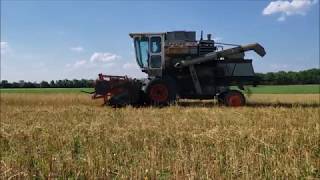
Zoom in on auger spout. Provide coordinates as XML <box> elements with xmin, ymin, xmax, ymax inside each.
<box><xmin>175</xmin><ymin>43</ymin><xmax>266</xmax><ymax>68</ymax></box>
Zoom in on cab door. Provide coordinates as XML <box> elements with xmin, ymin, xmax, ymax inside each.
<box><xmin>148</xmin><ymin>35</ymin><xmax>164</xmax><ymax>77</ymax></box>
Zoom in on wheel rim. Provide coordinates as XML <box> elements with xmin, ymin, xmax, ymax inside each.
<box><xmin>149</xmin><ymin>84</ymin><xmax>169</xmax><ymax>103</ymax></box>
<box><xmin>227</xmin><ymin>94</ymin><xmax>242</xmax><ymax>107</ymax></box>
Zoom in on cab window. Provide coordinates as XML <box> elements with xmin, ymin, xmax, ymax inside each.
<box><xmin>150</xmin><ymin>55</ymin><xmax>161</xmax><ymax>68</ymax></box>
<box><xmin>150</xmin><ymin>37</ymin><xmax>161</xmax><ymax>53</ymax></box>
<box><xmin>134</xmin><ymin>37</ymin><xmax>149</xmax><ymax>68</ymax></box>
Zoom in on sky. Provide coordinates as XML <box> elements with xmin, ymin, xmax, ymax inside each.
<box><xmin>1</xmin><ymin>0</ymin><xmax>319</xmax><ymax>82</ymax></box>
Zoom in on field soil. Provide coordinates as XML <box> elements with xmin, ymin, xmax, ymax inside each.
<box><xmin>1</xmin><ymin>93</ymin><xmax>319</xmax><ymax>179</ymax></box>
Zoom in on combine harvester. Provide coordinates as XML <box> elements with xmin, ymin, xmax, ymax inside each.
<box><xmin>91</xmin><ymin>31</ymin><xmax>266</xmax><ymax>107</ymax></box>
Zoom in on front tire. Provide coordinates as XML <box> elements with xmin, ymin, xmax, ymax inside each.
<box><xmin>146</xmin><ymin>78</ymin><xmax>176</xmax><ymax>106</ymax></box>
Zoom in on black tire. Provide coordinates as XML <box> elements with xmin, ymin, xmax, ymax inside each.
<box><xmin>224</xmin><ymin>90</ymin><xmax>246</xmax><ymax>107</ymax></box>
<box><xmin>146</xmin><ymin>77</ymin><xmax>177</xmax><ymax>106</ymax></box>
<box><xmin>108</xmin><ymin>91</ymin><xmax>129</xmax><ymax>107</ymax></box>
<box><xmin>108</xmin><ymin>80</ymin><xmax>142</xmax><ymax>107</ymax></box>
<box><xmin>217</xmin><ymin>92</ymin><xmax>226</xmax><ymax>105</ymax></box>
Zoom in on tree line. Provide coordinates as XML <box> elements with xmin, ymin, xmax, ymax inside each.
<box><xmin>0</xmin><ymin>68</ymin><xmax>319</xmax><ymax>88</ymax></box>
<box><xmin>255</xmin><ymin>68</ymin><xmax>319</xmax><ymax>85</ymax></box>
<box><xmin>0</xmin><ymin>79</ymin><xmax>94</xmax><ymax>88</ymax></box>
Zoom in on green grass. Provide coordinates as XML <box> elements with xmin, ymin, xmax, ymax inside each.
<box><xmin>244</xmin><ymin>84</ymin><xmax>320</xmax><ymax>94</ymax></box>
<box><xmin>0</xmin><ymin>84</ymin><xmax>319</xmax><ymax>94</ymax></box>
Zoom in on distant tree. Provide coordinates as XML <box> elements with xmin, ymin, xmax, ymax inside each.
<box><xmin>18</xmin><ymin>80</ymin><xmax>25</xmax><ymax>88</ymax></box>
<box><xmin>264</xmin><ymin>72</ymin><xmax>275</xmax><ymax>85</ymax></box>
<box><xmin>24</xmin><ymin>82</ymin><xmax>37</xmax><ymax>88</ymax></box>
<box><xmin>12</xmin><ymin>82</ymin><xmax>19</xmax><ymax>88</ymax></box>
<box><xmin>87</xmin><ymin>80</ymin><xmax>94</xmax><ymax>88</ymax></box>
<box><xmin>79</xmin><ymin>79</ymin><xmax>87</xmax><ymax>87</ymax></box>
<box><xmin>64</xmin><ymin>79</ymin><xmax>73</xmax><ymax>88</ymax></box>
<box><xmin>72</xmin><ymin>79</ymin><xmax>80</xmax><ymax>88</ymax></box>
<box><xmin>50</xmin><ymin>80</ymin><xmax>55</xmax><ymax>88</ymax></box>
<box><xmin>56</xmin><ymin>80</ymin><xmax>64</xmax><ymax>88</ymax></box>
<box><xmin>287</xmin><ymin>71</ymin><xmax>298</xmax><ymax>84</ymax></box>
<box><xmin>40</xmin><ymin>81</ymin><xmax>50</xmax><ymax>88</ymax></box>
<box><xmin>1</xmin><ymin>80</ymin><xmax>10</xmax><ymax>88</ymax></box>
<box><xmin>256</xmin><ymin>68</ymin><xmax>320</xmax><ymax>85</ymax></box>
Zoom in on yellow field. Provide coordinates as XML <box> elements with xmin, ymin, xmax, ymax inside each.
<box><xmin>1</xmin><ymin>93</ymin><xmax>319</xmax><ymax>179</ymax></box>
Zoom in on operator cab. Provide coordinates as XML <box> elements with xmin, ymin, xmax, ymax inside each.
<box><xmin>129</xmin><ymin>32</ymin><xmax>165</xmax><ymax>77</ymax></box>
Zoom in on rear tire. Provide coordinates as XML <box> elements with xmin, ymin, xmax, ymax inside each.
<box><xmin>146</xmin><ymin>77</ymin><xmax>176</xmax><ymax>106</ymax></box>
<box><xmin>224</xmin><ymin>90</ymin><xmax>246</xmax><ymax>107</ymax></box>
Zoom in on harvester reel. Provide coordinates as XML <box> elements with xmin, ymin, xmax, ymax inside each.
<box><xmin>92</xmin><ymin>75</ymin><xmax>142</xmax><ymax>107</ymax></box>
<box><xmin>108</xmin><ymin>80</ymin><xmax>141</xmax><ymax>107</ymax></box>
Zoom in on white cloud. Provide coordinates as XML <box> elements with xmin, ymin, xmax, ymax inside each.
<box><xmin>70</xmin><ymin>46</ymin><xmax>84</xmax><ymax>52</ymax></box>
<box><xmin>1</xmin><ymin>41</ymin><xmax>9</xmax><ymax>55</ymax></box>
<box><xmin>1</xmin><ymin>42</ymin><xmax>8</xmax><ymax>49</ymax></box>
<box><xmin>213</xmin><ymin>37</ymin><xmax>223</xmax><ymax>41</ymax></box>
<box><xmin>65</xmin><ymin>52</ymin><xmax>121</xmax><ymax>70</ymax></box>
<box><xmin>277</xmin><ymin>15</ymin><xmax>286</xmax><ymax>21</ymax></box>
<box><xmin>262</xmin><ymin>0</ymin><xmax>318</xmax><ymax>21</ymax></box>
<box><xmin>66</xmin><ymin>60</ymin><xmax>87</xmax><ymax>69</ymax></box>
<box><xmin>90</xmin><ymin>52</ymin><xmax>121</xmax><ymax>63</ymax></box>
<box><xmin>63</xmin><ymin>51</ymin><xmax>135</xmax><ymax>80</ymax></box>
<box><xmin>74</xmin><ymin>60</ymin><xmax>86</xmax><ymax>67</ymax></box>
<box><xmin>123</xmin><ymin>62</ymin><xmax>138</xmax><ymax>69</ymax></box>
<box><xmin>270</xmin><ymin>63</ymin><xmax>289</xmax><ymax>70</ymax></box>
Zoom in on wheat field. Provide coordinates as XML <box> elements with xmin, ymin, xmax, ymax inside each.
<box><xmin>1</xmin><ymin>93</ymin><xmax>319</xmax><ymax>179</ymax></box>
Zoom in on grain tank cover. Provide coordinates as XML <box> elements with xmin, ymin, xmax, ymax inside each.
<box><xmin>165</xmin><ymin>31</ymin><xmax>198</xmax><ymax>57</ymax></box>
<box><xmin>166</xmin><ymin>31</ymin><xmax>196</xmax><ymax>42</ymax></box>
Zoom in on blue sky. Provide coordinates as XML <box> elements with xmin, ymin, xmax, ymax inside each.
<box><xmin>1</xmin><ymin>0</ymin><xmax>319</xmax><ymax>82</ymax></box>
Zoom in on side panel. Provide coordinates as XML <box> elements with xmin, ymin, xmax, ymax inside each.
<box><xmin>217</xmin><ymin>60</ymin><xmax>255</xmax><ymax>77</ymax></box>
<box><xmin>165</xmin><ymin>59</ymin><xmax>257</xmax><ymax>98</ymax></box>
<box><xmin>214</xmin><ymin>60</ymin><xmax>257</xmax><ymax>86</ymax></box>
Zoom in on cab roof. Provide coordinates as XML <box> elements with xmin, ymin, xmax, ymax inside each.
<box><xmin>129</xmin><ymin>32</ymin><xmax>166</xmax><ymax>38</ymax></box>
